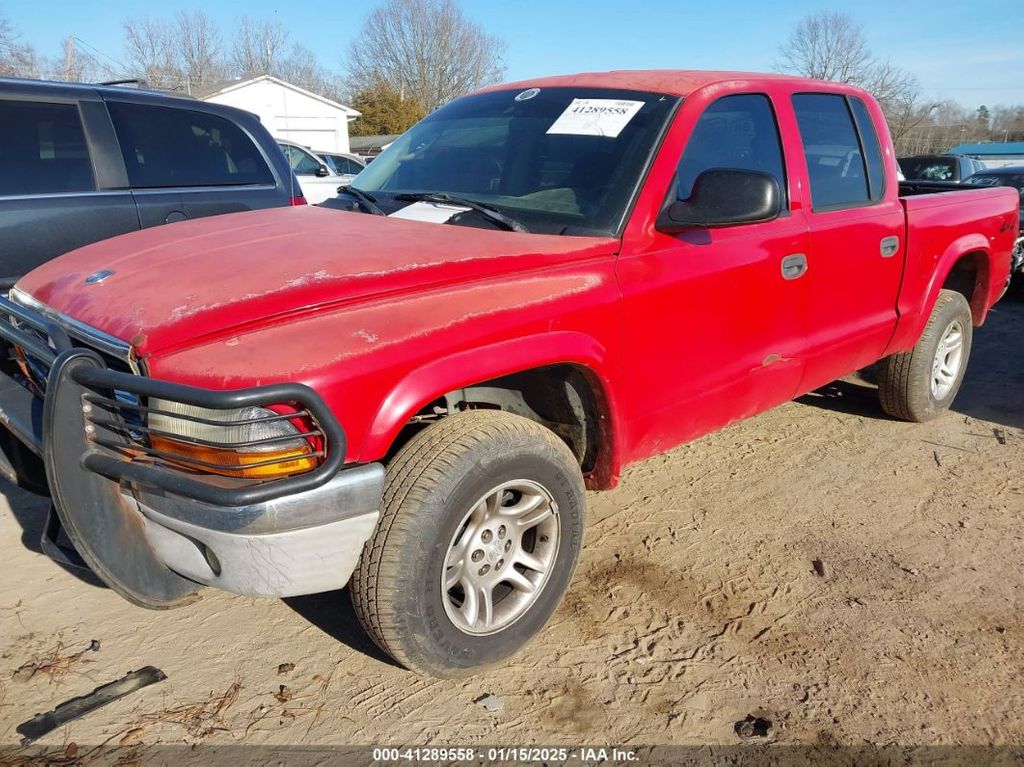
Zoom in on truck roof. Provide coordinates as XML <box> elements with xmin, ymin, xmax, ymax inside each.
<box><xmin>477</xmin><ymin>69</ymin><xmax>844</xmax><ymax>98</ymax></box>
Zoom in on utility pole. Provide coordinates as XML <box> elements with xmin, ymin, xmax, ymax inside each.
<box><xmin>64</xmin><ymin>35</ymin><xmax>74</xmax><ymax>81</ymax></box>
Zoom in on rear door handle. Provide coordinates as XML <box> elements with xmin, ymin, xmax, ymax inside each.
<box><xmin>880</xmin><ymin>235</ymin><xmax>900</xmax><ymax>258</ymax></box>
<box><xmin>781</xmin><ymin>253</ymin><xmax>808</xmax><ymax>280</ymax></box>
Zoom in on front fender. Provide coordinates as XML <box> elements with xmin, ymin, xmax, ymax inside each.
<box><xmin>357</xmin><ymin>331</ymin><xmax>622</xmax><ymax>486</ymax></box>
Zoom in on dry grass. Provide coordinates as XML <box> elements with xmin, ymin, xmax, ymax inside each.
<box><xmin>137</xmin><ymin>679</ymin><xmax>242</xmax><ymax>739</ymax></box>
<box><xmin>11</xmin><ymin>638</ymin><xmax>100</xmax><ymax>685</ymax></box>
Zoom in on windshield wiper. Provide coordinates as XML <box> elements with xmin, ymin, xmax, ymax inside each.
<box><xmin>394</xmin><ymin>192</ymin><xmax>529</xmax><ymax>233</ymax></box>
<box><xmin>338</xmin><ymin>186</ymin><xmax>386</xmax><ymax>216</ymax></box>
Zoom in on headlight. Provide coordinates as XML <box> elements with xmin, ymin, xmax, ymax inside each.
<box><xmin>146</xmin><ymin>400</ymin><xmax>319</xmax><ymax>479</ymax></box>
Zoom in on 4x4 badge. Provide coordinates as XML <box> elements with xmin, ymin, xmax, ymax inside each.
<box><xmin>84</xmin><ymin>269</ymin><xmax>114</xmax><ymax>285</ymax></box>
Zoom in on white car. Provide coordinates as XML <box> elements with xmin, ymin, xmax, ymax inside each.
<box><xmin>318</xmin><ymin>151</ymin><xmax>366</xmax><ymax>187</ymax></box>
<box><xmin>277</xmin><ymin>140</ymin><xmax>347</xmax><ymax>204</ymax></box>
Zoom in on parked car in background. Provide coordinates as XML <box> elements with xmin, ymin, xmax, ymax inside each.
<box><xmin>318</xmin><ymin>151</ymin><xmax>366</xmax><ymax>185</ymax></box>
<box><xmin>277</xmin><ymin>140</ymin><xmax>347</xmax><ymax>203</ymax></box>
<box><xmin>0</xmin><ymin>77</ymin><xmax>303</xmax><ymax>288</ymax></box>
<box><xmin>963</xmin><ymin>166</ymin><xmax>1024</xmax><ymax>280</ymax></box>
<box><xmin>898</xmin><ymin>153</ymin><xmax>986</xmax><ymax>182</ymax></box>
<box><xmin>0</xmin><ymin>71</ymin><xmax>1017</xmax><ymax>678</ymax></box>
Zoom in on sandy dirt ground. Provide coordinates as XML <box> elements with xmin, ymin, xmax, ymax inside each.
<box><xmin>0</xmin><ymin>298</ymin><xmax>1021</xmax><ymax>758</ymax></box>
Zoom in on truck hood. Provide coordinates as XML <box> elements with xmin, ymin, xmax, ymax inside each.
<box><xmin>17</xmin><ymin>206</ymin><xmax>618</xmax><ymax>357</ymax></box>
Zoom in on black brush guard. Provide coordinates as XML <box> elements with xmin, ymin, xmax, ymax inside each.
<box><xmin>0</xmin><ymin>295</ymin><xmax>347</xmax><ymax>607</ymax></box>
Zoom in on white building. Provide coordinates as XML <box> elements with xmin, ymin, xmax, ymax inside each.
<box><xmin>198</xmin><ymin>75</ymin><xmax>360</xmax><ymax>154</ymax></box>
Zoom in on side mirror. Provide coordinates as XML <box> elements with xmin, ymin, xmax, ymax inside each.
<box><xmin>315</xmin><ymin>165</ymin><xmax>331</xmax><ymax>178</ymax></box>
<box><xmin>657</xmin><ymin>168</ymin><xmax>782</xmax><ymax>232</ymax></box>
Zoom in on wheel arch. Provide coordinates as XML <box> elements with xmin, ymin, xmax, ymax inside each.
<box><xmin>935</xmin><ymin>242</ymin><xmax>992</xmax><ymax>326</ymax></box>
<box><xmin>892</xmin><ymin>235</ymin><xmax>994</xmax><ymax>355</ymax></box>
<box><xmin>357</xmin><ymin>331</ymin><xmax>622</xmax><ymax>489</ymax></box>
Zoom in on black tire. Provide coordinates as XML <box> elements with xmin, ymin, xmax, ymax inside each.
<box><xmin>878</xmin><ymin>289</ymin><xmax>973</xmax><ymax>422</ymax></box>
<box><xmin>350</xmin><ymin>410</ymin><xmax>586</xmax><ymax>677</ymax></box>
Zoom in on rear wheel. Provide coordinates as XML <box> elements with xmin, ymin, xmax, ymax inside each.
<box><xmin>878</xmin><ymin>289</ymin><xmax>973</xmax><ymax>422</ymax></box>
<box><xmin>350</xmin><ymin>410</ymin><xmax>586</xmax><ymax>677</ymax></box>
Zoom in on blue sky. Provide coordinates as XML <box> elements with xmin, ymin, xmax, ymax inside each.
<box><xmin>7</xmin><ymin>0</ymin><xmax>1024</xmax><ymax>106</ymax></box>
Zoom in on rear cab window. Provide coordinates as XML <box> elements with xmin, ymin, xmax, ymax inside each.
<box><xmin>0</xmin><ymin>100</ymin><xmax>95</xmax><ymax>196</ymax></box>
<box><xmin>106</xmin><ymin>101</ymin><xmax>274</xmax><ymax>188</ymax></box>
<box><xmin>792</xmin><ymin>93</ymin><xmax>884</xmax><ymax>210</ymax></box>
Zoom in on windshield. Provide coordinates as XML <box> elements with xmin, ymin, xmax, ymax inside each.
<box><xmin>349</xmin><ymin>87</ymin><xmax>679</xmax><ymax>235</ymax></box>
<box><xmin>897</xmin><ymin>156</ymin><xmax>957</xmax><ymax>181</ymax></box>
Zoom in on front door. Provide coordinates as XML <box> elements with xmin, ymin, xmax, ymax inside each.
<box><xmin>616</xmin><ymin>93</ymin><xmax>812</xmax><ymax>462</ymax></box>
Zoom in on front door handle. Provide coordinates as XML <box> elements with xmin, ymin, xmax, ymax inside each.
<box><xmin>880</xmin><ymin>235</ymin><xmax>900</xmax><ymax>258</ymax></box>
<box><xmin>781</xmin><ymin>253</ymin><xmax>808</xmax><ymax>280</ymax></box>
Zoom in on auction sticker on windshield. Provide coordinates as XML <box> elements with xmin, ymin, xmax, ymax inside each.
<box><xmin>388</xmin><ymin>201</ymin><xmax>471</xmax><ymax>224</ymax></box>
<box><xmin>547</xmin><ymin>98</ymin><xmax>645</xmax><ymax>138</ymax></box>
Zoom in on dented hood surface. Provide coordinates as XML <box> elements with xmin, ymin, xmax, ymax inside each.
<box><xmin>17</xmin><ymin>205</ymin><xmax>618</xmax><ymax>357</ymax></box>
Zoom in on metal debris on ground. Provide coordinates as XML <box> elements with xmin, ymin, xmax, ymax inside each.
<box><xmin>277</xmin><ymin>663</ymin><xmax>295</xmax><ymax>674</ymax></box>
<box><xmin>811</xmin><ymin>559</ymin><xmax>827</xmax><ymax>578</ymax></box>
<box><xmin>474</xmin><ymin>693</ymin><xmax>504</xmax><ymax>712</ymax></box>
<box><xmin>16</xmin><ymin>666</ymin><xmax>166</xmax><ymax>744</ymax></box>
<box><xmin>993</xmin><ymin>428</ymin><xmax>1007</xmax><ymax>445</ymax></box>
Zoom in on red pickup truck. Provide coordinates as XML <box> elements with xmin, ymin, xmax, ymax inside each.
<box><xmin>0</xmin><ymin>71</ymin><xmax>1018</xmax><ymax>677</ymax></box>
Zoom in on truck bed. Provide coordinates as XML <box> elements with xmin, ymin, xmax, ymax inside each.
<box><xmin>898</xmin><ymin>179</ymin><xmax>973</xmax><ymax>196</ymax></box>
<box><xmin>890</xmin><ymin>183</ymin><xmax>1020</xmax><ymax>352</ymax></box>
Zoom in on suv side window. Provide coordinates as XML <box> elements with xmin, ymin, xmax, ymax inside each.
<box><xmin>792</xmin><ymin>93</ymin><xmax>873</xmax><ymax>209</ymax></box>
<box><xmin>0</xmin><ymin>100</ymin><xmax>95</xmax><ymax>196</ymax></box>
<box><xmin>676</xmin><ymin>93</ymin><xmax>786</xmax><ymax>202</ymax></box>
<box><xmin>107</xmin><ymin>101</ymin><xmax>274</xmax><ymax>188</ymax></box>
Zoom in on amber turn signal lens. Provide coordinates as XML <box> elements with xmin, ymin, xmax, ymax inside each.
<box><xmin>149</xmin><ymin>435</ymin><xmax>319</xmax><ymax>479</ymax></box>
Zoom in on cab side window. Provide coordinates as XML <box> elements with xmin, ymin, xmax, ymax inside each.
<box><xmin>792</xmin><ymin>93</ymin><xmax>882</xmax><ymax>209</ymax></box>
<box><xmin>676</xmin><ymin>94</ymin><xmax>786</xmax><ymax>202</ymax></box>
<box><xmin>848</xmin><ymin>97</ymin><xmax>884</xmax><ymax>201</ymax></box>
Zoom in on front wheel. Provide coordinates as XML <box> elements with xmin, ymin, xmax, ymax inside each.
<box><xmin>878</xmin><ymin>289</ymin><xmax>973</xmax><ymax>422</ymax></box>
<box><xmin>350</xmin><ymin>410</ymin><xmax>586</xmax><ymax>677</ymax></box>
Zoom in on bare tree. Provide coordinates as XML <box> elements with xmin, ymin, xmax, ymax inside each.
<box><xmin>277</xmin><ymin>44</ymin><xmax>346</xmax><ymax>101</ymax></box>
<box><xmin>175</xmin><ymin>10</ymin><xmax>224</xmax><ymax>90</ymax></box>
<box><xmin>231</xmin><ymin>16</ymin><xmax>288</xmax><ymax>78</ymax></box>
<box><xmin>777</xmin><ymin>11</ymin><xmax>874</xmax><ymax>84</ymax></box>
<box><xmin>777</xmin><ymin>11</ymin><xmax>938</xmax><ymax>155</ymax></box>
<box><xmin>347</xmin><ymin>0</ymin><xmax>505</xmax><ymax>112</ymax></box>
<box><xmin>123</xmin><ymin>16</ymin><xmax>180</xmax><ymax>88</ymax></box>
<box><xmin>0</xmin><ymin>12</ymin><xmax>37</xmax><ymax>77</ymax></box>
<box><xmin>991</xmin><ymin>105</ymin><xmax>1024</xmax><ymax>142</ymax></box>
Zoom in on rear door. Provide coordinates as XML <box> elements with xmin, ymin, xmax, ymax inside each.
<box><xmin>105</xmin><ymin>100</ymin><xmax>286</xmax><ymax>226</ymax></box>
<box><xmin>790</xmin><ymin>93</ymin><xmax>904</xmax><ymax>390</ymax></box>
<box><xmin>0</xmin><ymin>91</ymin><xmax>138</xmax><ymax>284</ymax></box>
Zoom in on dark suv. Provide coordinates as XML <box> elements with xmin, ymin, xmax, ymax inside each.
<box><xmin>0</xmin><ymin>77</ymin><xmax>303</xmax><ymax>287</ymax></box>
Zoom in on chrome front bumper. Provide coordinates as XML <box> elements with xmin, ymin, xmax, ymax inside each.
<box><xmin>126</xmin><ymin>465</ymin><xmax>383</xmax><ymax>597</ymax></box>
